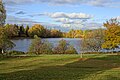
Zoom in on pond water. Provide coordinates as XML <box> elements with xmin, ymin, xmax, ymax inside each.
<box><xmin>11</xmin><ymin>38</ymin><xmax>81</xmax><ymax>53</ymax></box>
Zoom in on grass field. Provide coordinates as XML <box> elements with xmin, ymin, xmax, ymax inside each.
<box><xmin>0</xmin><ymin>54</ymin><xmax>120</xmax><ymax>80</ymax></box>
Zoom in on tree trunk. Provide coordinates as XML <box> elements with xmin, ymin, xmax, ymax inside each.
<box><xmin>2</xmin><ymin>49</ymin><xmax>4</xmax><ymax>53</ymax></box>
<box><xmin>80</xmin><ymin>53</ymin><xmax>83</xmax><ymax>58</ymax></box>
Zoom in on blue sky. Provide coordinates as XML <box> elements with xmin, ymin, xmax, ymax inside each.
<box><xmin>3</xmin><ymin>0</ymin><xmax>120</xmax><ymax>30</ymax></box>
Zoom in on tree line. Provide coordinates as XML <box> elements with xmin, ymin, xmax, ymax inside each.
<box><xmin>3</xmin><ymin>24</ymin><xmax>86</xmax><ymax>38</ymax></box>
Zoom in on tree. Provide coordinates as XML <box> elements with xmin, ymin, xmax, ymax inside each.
<box><xmin>50</xmin><ymin>29</ymin><xmax>62</xmax><ymax>38</ymax></box>
<box><xmin>19</xmin><ymin>25</ymin><xmax>25</xmax><ymax>37</ymax></box>
<box><xmin>28</xmin><ymin>24</ymin><xmax>46</xmax><ymax>37</ymax></box>
<box><xmin>102</xmin><ymin>19</ymin><xmax>120</xmax><ymax>50</ymax></box>
<box><xmin>29</xmin><ymin>35</ymin><xmax>53</xmax><ymax>54</ymax></box>
<box><xmin>65</xmin><ymin>45</ymin><xmax>78</xmax><ymax>54</ymax></box>
<box><xmin>0</xmin><ymin>0</ymin><xmax>6</xmax><ymax>26</ymax></box>
<box><xmin>25</xmin><ymin>25</ymin><xmax>29</xmax><ymax>37</ymax></box>
<box><xmin>5</xmin><ymin>24</ymin><xmax>19</xmax><ymax>38</ymax></box>
<box><xmin>80</xmin><ymin>29</ymin><xmax>104</xmax><ymax>53</ymax></box>
<box><xmin>53</xmin><ymin>39</ymin><xmax>77</xmax><ymax>54</ymax></box>
<box><xmin>65</xmin><ymin>29</ymin><xmax>83</xmax><ymax>38</ymax></box>
<box><xmin>0</xmin><ymin>27</ymin><xmax>15</xmax><ymax>55</ymax></box>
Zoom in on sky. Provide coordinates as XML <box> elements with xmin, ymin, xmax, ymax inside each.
<box><xmin>2</xmin><ymin>0</ymin><xmax>120</xmax><ymax>31</ymax></box>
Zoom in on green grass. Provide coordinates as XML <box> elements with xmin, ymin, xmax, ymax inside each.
<box><xmin>0</xmin><ymin>54</ymin><xmax>120</xmax><ymax>80</ymax></box>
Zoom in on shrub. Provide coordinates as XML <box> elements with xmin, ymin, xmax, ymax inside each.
<box><xmin>65</xmin><ymin>46</ymin><xmax>78</xmax><ymax>54</ymax></box>
<box><xmin>8</xmin><ymin>50</ymin><xmax>25</xmax><ymax>56</ymax></box>
<box><xmin>29</xmin><ymin>35</ymin><xmax>53</xmax><ymax>54</ymax></box>
<box><xmin>53</xmin><ymin>39</ymin><xmax>77</xmax><ymax>54</ymax></box>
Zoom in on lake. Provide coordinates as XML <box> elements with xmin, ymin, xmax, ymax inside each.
<box><xmin>11</xmin><ymin>38</ymin><xmax>81</xmax><ymax>53</ymax></box>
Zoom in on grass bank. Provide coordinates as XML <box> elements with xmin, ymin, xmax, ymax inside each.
<box><xmin>0</xmin><ymin>54</ymin><xmax>120</xmax><ymax>80</ymax></box>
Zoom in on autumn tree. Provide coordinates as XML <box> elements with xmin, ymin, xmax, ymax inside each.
<box><xmin>0</xmin><ymin>27</ymin><xmax>15</xmax><ymax>55</ymax></box>
<box><xmin>65</xmin><ymin>29</ymin><xmax>83</xmax><ymax>38</ymax></box>
<box><xmin>80</xmin><ymin>29</ymin><xmax>104</xmax><ymax>53</ymax></box>
<box><xmin>28</xmin><ymin>24</ymin><xmax>46</xmax><ymax>37</ymax></box>
<box><xmin>50</xmin><ymin>29</ymin><xmax>62</xmax><ymax>38</ymax></box>
<box><xmin>102</xmin><ymin>19</ymin><xmax>120</xmax><ymax>50</ymax></box>
<box><xmin>5</xmin><ymin>24</ymin><xmax>19</xmax><ymax>38</ymax></box>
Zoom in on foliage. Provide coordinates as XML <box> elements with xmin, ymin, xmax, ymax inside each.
<box><xmin>50</xmin><ymin>29</ymin><xmax>62</xmax><ymax>38</ymax></box>
<box><xmin>29</xmin><ymin>35</ymin><xmax>53</xmax><ymax>54</ymax></box>
<box><xmin>65</xmin><ymin>45</ymin><xmax>78</xmax><ymax>54</ymax></box>
<box><xmin>4</xmin><ymin>24</ymin><xmax>19</xmax><ymax>38</ymax></box>
<box><xmin>53</xmin><ymin>39</ymin><xmax>77</xmax><ymax>54</ymax></box>
<box><xmin>0</xmin><ymin>27</ymin><xmax>15</xmax><ymax>54</ymax></box>
<box><xmin>102</xmin><ymin>19</ymin><xmax>120</xmax><ymax>50</ymax></box>
<box><xmin>64</xmin><ymin>29</ymin><xmax>83</xmax><ymax>38</ymax></box>
<box><xmin>19</xmin><ymin>25</ymin><xmax>25</xmax><ymax>37</ymax></box>
<box><xmin>80</xmin><ymin>29</ymin><xmax>105</xmax><ymax>52</ymax></box>
<box><xmin>25</xmin><ymin>25</ymin><xmax>29</xmax><ymax>37</ymax></box>
<box><xmin>1</xmin><ymin>23</ymin><xmax>88</xmax><ymax>38</ymax></box>
<box><xmin>28</xmin><ymin>24</ymin><xmax>46</xmax><ymax>37</ymax></box>
<box><xmin>0</xmin><ymin>1</ymin><xmax>6</xmax><ymax>26</ymax></box>
<box><xmin>8</xmin><ymin>50</ymin><xmax>25</xmax><ymax>56</ymax></box>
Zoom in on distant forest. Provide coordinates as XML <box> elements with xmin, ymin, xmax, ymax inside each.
<box><xmin>3</xmin><ymin>23</ymin><xmax>95</xmax><ymax>38</ymax></box>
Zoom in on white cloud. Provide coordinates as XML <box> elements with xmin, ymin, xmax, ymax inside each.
<box><xmin>3</xmin><ymin>0</ymin><xmax>120</xmax><ymax>8</ymax></box>
<box><xmin>116</xmin><ymin>16</ymin><xmax>120</xmax><ymax>20</ymax></box>
<box><xmin>46</xmin><ymin>12</ymin><xmax>93</xmax><ymax>19</ymax></box>
<box><xmin>42</xmin><ymin>12</ymin><xmax>95</xmax><ymax>29</ymax></box>
<box><xmin>54</xmin><ymin>18</ymin><xmax>86</xmax><ymax>24</ymax></box>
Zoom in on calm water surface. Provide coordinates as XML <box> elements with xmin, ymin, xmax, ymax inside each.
<box><xmin>11</xmin><ymin>38</ymin><xmax>81</xmax><ymax>53</ymax></box>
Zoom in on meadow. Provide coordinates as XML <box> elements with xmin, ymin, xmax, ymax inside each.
<box><xmin>0</xmin><ymin>54</ymin><xmax>120</xmax><ymax>80</ymax></box>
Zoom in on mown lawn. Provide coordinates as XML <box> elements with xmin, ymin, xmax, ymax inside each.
<box><xmin>0</xmin><ymin>54</ymin><xmax>120</xmax><ymax>80</ymax></box>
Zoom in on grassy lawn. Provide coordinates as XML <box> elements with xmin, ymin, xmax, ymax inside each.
<box><xmin>0</xmin><ymin>54</ymin><xmax>120</xmax><ymax>80</ymax></box>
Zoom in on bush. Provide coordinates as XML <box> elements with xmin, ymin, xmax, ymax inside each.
<box><xmin>65</xmin><ymin>46</ymin><xmax>78</xmax><ymax>54</ymax></box>
<box><xmin>29</xmin><ymin>35</ymin><xmax>53</xmax><ymax>54</ymax></box>
<box><xmin>8</xmin><ymin>50</ymin><xmax>25</xmax><ymax>56</ymax></box>
<box><xmin>53</xmin><ymin>39</ymin><xmax>77</xmax><ymax>54</ymax></box>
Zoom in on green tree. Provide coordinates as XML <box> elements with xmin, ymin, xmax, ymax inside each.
<box><xmin>0</xmin><ymin>0</ymin><xmax>6</xmax><ymax>26</ymax></box>
<box><xmin>19</xmin><ymin>25</ymin><xmax>25</xmax><ymax>37</ymax></box>
<box><xmin>25</xmin><ymin>25</ymin><xmax>29</xmax><ymax>37</ymax></box>
<box><xmin>102</xmin><ymin>19</ymin><xmax>120</xmax><ymax>50</ymax></box>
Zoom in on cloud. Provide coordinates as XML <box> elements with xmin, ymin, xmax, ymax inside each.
<box><xmin>3</xmin><ymin>0</ymin><xmax>120</xmax><ymax>8</ymax></box>
<box><xmin>54</xmin><ymin>18</ymin><xmax>86</xmax><ymax>24</ymax></box>
<box><xmin>16</xmin><ymin>11</ymin><xmax>26</xmax><ymax>15</ymax></box>
<box><xmin>35</xmin><ymin>12</ymin><xmax>95</xmax><ymax>29</ymax></box>
<box><xmin>46</xmin><ymin>12</ymin><xmax>93</xmax><ymax>19</ymax></box>
<box><xmin>116</xmin><ymin>16</ymin><xmax>120</xmax><ymax>20</ymax></box>
<box><xmin>44</xmin><ymin>12</ymin><xmax>103</xmax><ymax>30</ymax></box>
<box><xmin>61</xmin><ymin>22</ymin><xmax>104</xmax><ymax>30</ymax></box>
<box><xmin>44</xmin><ymin>12</ymin><xmax>92</xmax><ymax>26</ymax></box>
<box><xmin>6</xmin><ymin>15</ymin><xmax>40</xmax><ymax>25</ymax></box>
